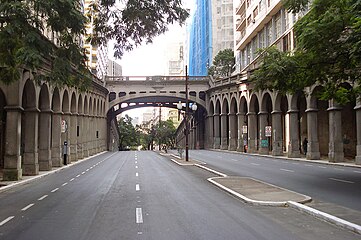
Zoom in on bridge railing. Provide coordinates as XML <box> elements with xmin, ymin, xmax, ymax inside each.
<box><xmin>105</xmin><ymin>75</ymin><xmax>210</xmax><ymax>82</ymax></box>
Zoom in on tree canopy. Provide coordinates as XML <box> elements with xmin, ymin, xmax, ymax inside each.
<box><xmin>0</xmin><ymin>0</ymin><xmax>189</xmax><ymax>87</ymax></box>
<box><xmin>118</xmin><ymin>115</ymin><xmax>140</xmax><ymax>150</ymax></box>
<box><xmin>208</xmin><ymin>48</ymin><xmax>235</xmax><ymax>77</ymax></box>
<box><xmin>252</xmin><ymin>0</ymin><xmax>361</xmax><ymax>104</ymax></box>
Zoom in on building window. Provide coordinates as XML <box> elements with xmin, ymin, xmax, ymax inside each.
<box><xmin>253</xmin><ymin>6</ymin><xmax>258</xmax><ymax>19</ymax></box>
<box><xmin>275</xmin><ymin>11</ymin><xmax>282</xmax><ymax>39</ymax></box>
<box><xmin>282</xmin><ymin>33</ymin><xmax>291</xmax><ymax>52</ymax></box>
<box><xmin>247</xmin><ymin>15</ymin><xmax>252</xmax><ymax>26</ymax></box>
<box><xmin>266</xmin><ymin>21</ymin><xmax>273</xmax><ymax>46</ymax></box>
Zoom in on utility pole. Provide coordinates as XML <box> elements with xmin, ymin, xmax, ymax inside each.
<box><xmin>185</xmin><ymin>65</ymin><xmax>189</xmax><ymax>161</ymax></box>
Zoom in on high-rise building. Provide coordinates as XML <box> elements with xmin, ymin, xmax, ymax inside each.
<box><xmin>107</xmin><ymin>60</ymin><xmax>123</xmax><ymax>76</ymax></box>
<box><xmin>234</xmin><ymin>0</ymin><xmax>308</xmax><ymax>73</ymax></box>
<box><xmin>188</xmin><ymin>0</ymin><xmax>234</xmax><ymax>76</ymax></box>
<box><xmin>83</xmin><ymin>0</ymin><xmax>108</xmax><ymax>80</ymax></box>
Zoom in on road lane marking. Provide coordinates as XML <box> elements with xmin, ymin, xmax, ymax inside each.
<box><xmin>76</xmin><ymin>174</ymin><xmax>81</xmax><ymax>178</ymax></box>
<box><xmin>334</xmin><ymin>168</ymin><xmax>345</xmax><ymax>171</ymax></box>
<box><xmin>292</xmin><ymin>162</ymin><xmax>299</xmax><ymax>165</ymax></box>
<box><xmin>86</xmin><ymin>169</ymin><xmax>90</xmax><ymax>172</ymax></box>
<box><xmin>62</xmin><ymin>182</ymin><xmax>68</xmax><ymax>186</ymax></box>
<box><xmin>305</xmin><ymin>164</ymin><xmax>313</xmax><ymax>167</ymax></box>
<box><xmin>354</xmin><ymin>171</ymin><xmax>361</xmax><ymax>174</ymax></box>
<box><xmin>0</xmin><ymin>216</ymin><xmax>14</xmax><ymax>226</ymax></box>
<box><xmin>136</xmin><ymin>208</ymin><xmax>143</xmax><ymax>223</ymax></box>
<box><xmin>70</xmin><ymin>178</ymin><xmax>75</xmax><ymax>182</ymax></box>
<box><xmin>136</xmin><ymin>184</ymin><xmax>140</xmax><ymax>191</ymax></box>
<box><xmin>135</xmin><ymin>166</ymin><xmax>138</xmax><ymax>169</ymax></box>
<box><xmin>21</xmin><ymin>203</ymin><xmax>35</xmax><ymax>211</ymax></box>
<box><xmin>81</xmin><ymin>171</ymin><xmax>85</xmax><ymax>175</ymax></box>
<box><xmin>251</xmin><ymin>163</ymin><xmax>260</xmax><ymax>166</ymax></box>
<box><xmin>38</xmin><ymin>195</ymin><xmax>48</xmax><ymax>201</ymax></box>
<box><xmin>51</xmin><ymin>188</ymin><xmax>59</xmax><ymax>193</ymax></box>
<box><xmin>136</xmin><ymin>173</ymin><xmax>139</xmax><ymax>177</ymax></box>
<box><xmin>329</xmin><ymin>178</ymin><xmax>354</xmax><ymax>184</ymax></box>
<box><xmin>280</xmin><ymin>168</ymin><xmax>295</xmax><ymax>173</ymax></box>
<box><xmin>318</xmin><ymin>166</ymin><xmax>327</xmax><ymax>169</ymax></box>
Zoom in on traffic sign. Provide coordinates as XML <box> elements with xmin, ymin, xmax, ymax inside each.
<box><xmin>61</xmin><ymin>120</ymin><xmax>68</xmax><ymax>133</ymax></box>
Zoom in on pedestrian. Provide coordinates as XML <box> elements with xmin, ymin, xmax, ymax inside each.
<box><xmin>303</xmin><ymin>138</ymin><xmax>308</xmax><ymax>155</ymax></box>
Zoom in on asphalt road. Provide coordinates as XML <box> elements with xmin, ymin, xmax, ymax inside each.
<box><xmin>0</xmin><ymin>151</ymin><xmax>358</xmax><ymax>240</ymax></box>
<box><xmin>189</xmin><ymin>150</ymin><xmax>361</xmax><ymax>211</ymax></box>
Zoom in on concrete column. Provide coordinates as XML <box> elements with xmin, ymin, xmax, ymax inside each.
<box><xmin>258</xmin><ymin>111</ymin><xmax>269</xmax><ymax>155</ymax></box>
<box><xmin>287</xmin><ymin>110</ymin><xmax>300</xmax><ymax>158</ymax></box>
<box><xmin>213</xmin><ymin>113</ymin><xmax>220</xmax><ymax>149</ymax></box>
<box><xmin>83</xmin><ymin>114</ymin><xmax>89</xmax><ymax>157</ymax></box>
<box><xmin>206</xmin><ymin>115</ymin><xmax>214</xmax><ymax>149</ymax></box>
<box><xmin>3</xmin><ymin>106</ymin><xmax>23</xmax><ymax>180</ymax></box>
<box><xmin>328</xmin><ymin>102</ymin><xmax>344</xmax><ymax>162</ymax></box>
<box><xmin>220</xmin><ymin>113</ymin><xmax>228</xmax><ymax>150</ymax></box>
<box><xmin>51</xmin><ymin>111</ymin><xmax>62</xmax><ymax>167</ymax></box>
<box><xmin>89</xmin><ymin>116</ymin><xmax>94</xmax><ymax>155</ymax></box>
<box><xmin>69</xmin><ymin>113</ymin><xmax>78</xmax><ymax>162</ymax></box>
<box><xmin>38</xmin><ymin>109</ymin><xmax>52</xmax><ymax>171</ymax></box>
<box><xmin>237</xmin><ymin>113</ymin><xmax>246</xmax><ymax>152</ymax></box>
<box><xmin>247</xmin><ymin>112</ymin><xmax>257</xmax><ymax>153</ymax></box>
<box><xmin>272</xmin><ymin>111</ymin><xmax>283</xmax><ymax>156</ymax></box>
<box><xmin>355</xmin><ymin>100</ymin><xmax>361</xmax><ymax>165</ymax></box>
<box><xmin>77</xmin><ymin>114</ymin><xmax>83</xmax><ymax>159</ymax></box>
<box><xmin>306</xmin><ymin>108</ymin><xmax>320</xmax><ymax>159</ymax></box>
<box><xmin>61</xmin><ymin>113</ymin><xmax>71</xmax><ymax>163</ymax></box>
<box><xmin>23</xmin><ymin>108</ymin><xmax>39</xmax><ymax>175</ymax></box>
<box><xmin>228</xmin><ymin>113</ymin><xmax>237</xmax><ymax>151</ymax></box>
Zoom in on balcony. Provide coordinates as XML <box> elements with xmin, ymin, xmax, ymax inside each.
<box><xmin>236</xmin><ymin>14</ymin><xmax>246</xmax><ymax>32</ymax></box>
<box><xmin>236</xmin><ymin>0</ymin><xmax>246</xmax><ymax>15</ymax></box>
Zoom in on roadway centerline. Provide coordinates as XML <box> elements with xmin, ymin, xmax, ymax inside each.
<box><xmin>51</xmin><ymin>188</ymin><xmax>59</xmax><ymax>193</ymax></box>
<box><xmin>38</xmin><ymin>195</ymin><xmax>48</xmax><ymax>201</ymax></box>
<box><xmin>136</xmin><ymin>184</ymin><xmax>140</xmax><ymax>191</ymax></box>
<box><xmin>329</xmin><ymin>178</ymin><xmax>354</xmax><ymax>184</ymax></box>
<box><xmin>76</xmin><ymin>174</ymin><xmax>81</xmax><ymax>178</ymax></box>
<box><xmin>280</xmin><ymin>168</ymin><xmax>295</xmax><ymax>173</ymax></box>
<box><xmin>135</xmin><ymin>166</ymin><xmax>138</xmax><ymax>169</ymax></box>
<box><xmin>136</xmin><ymin>172</ymin><xmax>139</xmax><ymax>177</ymax></box>
<box><xmin>21</xmin><ymin>203</ymin><xmax>35</xmax><ymax>211</ymax></box>
<box><xmin>250</xmin><ymin>163</ymin><xmax>260</xmax><ymax>166</ymax></box>
<box><xmin>62</xmin><ymin>182</ymin><xmax>68</xmax><ymax>186</ymax></box>
<box><xmin>305</xmin><ymin>164</ymin><xmax>313</xmax><ymax>167</ymax></box>
<box><xmin>81</xmin><ymin>171</ymin><xmax>85</xmax><ymax>175</ymax></box>
<box><xmin>334</xmin><ymin>168</ymin><xmax>345</xmax><ymax>171</ymax></box>
<box><xmin>354</xmin><ymin>170</ymin><xmax>361</xmax><ymax>174</ymax></box>
<box><xmin>318</xmin><ymin>166</ymin><xmax>327</xmax><ymax>169</ymax></box>
<box><xmin>0</xmin><ymin>216</ymin><xmax>15</xmax><ymax>227</ymax></box>
<box><xmin>70</xmin><ymin>178</ymin><xmax>75</xmax><ymax>182</ymax></box>
<box><xmin>136</xmin><ymin>208</ymin><xmax>143</xmax><ymax>224</ymax></box>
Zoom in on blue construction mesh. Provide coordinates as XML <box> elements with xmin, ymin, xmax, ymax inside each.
<box><xmin>189</xmin><ymin>0</ymin><xmax>212</xmax><ymax>76</ymax></box>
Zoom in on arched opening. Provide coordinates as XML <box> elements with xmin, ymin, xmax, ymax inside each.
<box><xmin>248</xmin><ymin>94</ymin><xmax>259</xmax><ymax>153</ymax></box>
<box><xmin>51</xmin><ymin>88</ymin><xmax>62</xmax><ymax>167</ymax></box>
<box><xmin>208</xmin><ymin>100</ymin><xmax>215</xmax><ymax>148</ymax></box>
<box><xmin>229</xmin><ymin>97</ymin><xmax>238</xmax><ymax>151</ymax></box>
<box><xmin>214</xmin><ymin>99</ymin><xmax>221</xmax><ymax>149</ymax></box>
<box><xmin>259</xmin><ymin>93</ymin><xmax>272</xmax><ymax>154</ymax></box>
<box><xmin>239</xmin><ymin>96</ymin><xmax>248</xmax><ymax>152</ymax></box>
<box><xmin>221</xmin><ymin>98</ymin><xmax>229</xmax><ymax>150</ymax></box>
<box><xmin>0</xmin><ymin>89</ymin><xmax>6</xmax><ymax>169</ymax></box>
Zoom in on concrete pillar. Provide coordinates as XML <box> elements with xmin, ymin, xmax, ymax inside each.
<box><xmin>247</xmin><ymin>112</ymin><xmax>257</xmax><ymax>153</ymax></box>
<box><xmin>51</xmin><ymin>111</ymin><xmax>62</xmax><ymax>167</ymax></box>
<box><xmin>23</xmin><ymin>108</ymin><xmax>39</xmax><ymax>175</ymax></box>
<box><xmin>272</xmin><ymin>111</ymin><xmax>283</xmax><ymax>156</ymax></box>
<box><xmin>287</xmin><ymin>110</ymin><xmax>300</xmax><ymax>158</ymax></box>
<box><xmin>228</xmin><ymin>113</ymin><xmax>237</xmax><ymax>151</ymax></box>
<box><xmin>306</xmin><ymin>108</ymin><xmax>320</xmax><ymax>159</ymax></box>
<box><xmin>220</xmin><ymin>113</ymin><xmax>228</xmax><ymax>150</ymax></box>
<box><xmin>83</xmin><ymin>114</ymin><xmax>89</xmax><ymax>157</ymax></box>
<box><xmin>258</xmin><ymin>111</ymin><xmax>269</xmax><ymax>155</ymax></box>
<box><xmin>38</xmin><ymin>109</ymin><xmax>52</xmax><ymax>171</ymax></box>
<box><xmin>77</xmin><ymin>114</ymin><xmax>83</xmax><ymax>159</ymax></box>
<box><xmin>213</xmin><ymin>113</ymin><xmax>220</xmax><ymax>149</ymax></box>
<box><xmin>69</xmin><ymin>113</ymin><xmax>78</xmax><ymax>161</ymax></box>
<box><xmin>89</xmin><ymin>116</ymin><xmax>94</xmax><ymax>155</ymax></box>
<box><xmin>3</xmin><ymin>106</ymin><xmax>23</xmax><ymax>180</ymax></box>
<box><xmin>328</xmin><ymin>102</ymin><xmax>344</xmax><ymax>162</ymax></box>
<box><xmin>237</xmin><ymin>113</ymin><xmax>246</xmax><ymax>152</ymax></box>
<box><xmin>61</xmin><ymin>113</ymin><xmax>71</xmax><ymax>163</ymax></box>
<box><xmin>355</xmin><ymin>100</ymin><xmax>361</xmax><ymax>165</ymax></box>
<box><xmin>206</xmin><ymin>115</ymin><xmax>214</xmax><ymax>149</ymax></box>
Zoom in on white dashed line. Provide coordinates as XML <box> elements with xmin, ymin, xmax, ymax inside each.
<box><xmin>70</xmin><ymin>178</ymin><xmax>75</xmax><ymax>182</ymax></box>
<box><xmin>136</xmin><ymin>173</ymin><xmax>139</xmax><ymax>177</ymax></box>
<box><xmin>292</xmin><ymin>162</ymin><xmax>299</xmax><ymax>165</ymax></box>
<box><xmin>135</xmin><ymin>166</ymin><xmax>138</xmax><ymax>169</ymax></box>
<box><xmin>329</xmin><ymin>178</ymin><xmax>354</xmax><ymax>184</ymax></box>
<box><xmin>318</xmin><ymin>166</ymin><xmax>327</xmax><ymax>169</ymax></box>
<box><xmin>280</xmin><ymin>168</ymin><xmax>295</xmax><ymax>173</ymax></box>
<box><xmin>21</xmin><ymin>203</ymin><xmax>35</xmax><ymax>211</ymax></box>
<box><xmin>354</xmin><ymin>171</ymin><xmax>361</xmax><ymax>174</ymax></box>
<box><xmin>76</xmin><ymin>174</ymin><xmax>81</xmax><ymax>178</ymax></box>
<box><xmin>62</xmin><ymin>182</ymin><xmax>68</xmax><ymax>186</ymax></box>
<box><xmin>305</xmin><ymin>164</ymin><xmax>313</xmax><ymax>167</ymax></box>
<box><xmin>0</xmin><ymin>216</ymin><xmax>15</xmax><ymax>226</ymax></box>
<box><xmin>81</xmin><ymin>171</ymin><xmax>85</xmax><ymax>175</ymax></box>
<box><xmin>135</xmin><ymin>161</ymin><xmax>138</xmax><ymax>164</ymax></box>
<box><xmin>51</xmin><ymin>188</ymin><xmax>59</xmax><ymax>193</ymax></box>
<box><xmin>38</xmin><ymin>195</ymin><xmax>48</xmax><ymax>201</ymax></box>
<box><xmin>251</xmin><ymin>163</ymin><xmax>260</xmax><ymax>166</ymax></box>
<box><xmin>136</xmin><ymin>184</ymin><xmax>140</xmax><ymax>191</ymax></box>
<box><xmin>136</xmin><ymin>208</ymin><xmax>143</xmax><ymax>223</ymax></box>
<box><xmin>334</xmin><ymin>168</ymin><xmax>345</xmax><ymax>171</ymax></box>
<box><xmin>86</xmin><ymin>169</ymin><xmax>90</xmax><ymax>172</ymax></box>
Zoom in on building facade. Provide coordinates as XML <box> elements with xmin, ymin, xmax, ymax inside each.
<box><xmin>107</xmin><ymin>60</ymin><xmax>123</xmax><ymax>77</ymax></box>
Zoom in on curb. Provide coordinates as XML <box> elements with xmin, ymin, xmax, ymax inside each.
<box><xmin>170</xmin><ymin>159</ymin><xmax>194</xmax><ymax>166</ymax></box>
<box><xmin>195</xmin><ymin>164</ymin><xmax>228</xmax><ymax>177</ymax></box>
<box><xmin>288</xmin><ymin>201</ymin><xmax>361</xmax><ymax>235</ymax></box>
<box><xmin>0</xmin><ymin>151</ymin><xmax>110</xmax><ymax>194</ymax></box>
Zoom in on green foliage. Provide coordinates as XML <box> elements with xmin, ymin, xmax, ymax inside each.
<box><xmin>118</xmin><ymin>115</ymin><xmax>140</xmax><ymax>150</ymax></box>
<box><xmin>208</xmin><ymin>49</ymin><xmax>235</xmax><ymax>77</ymax></box>
<box><xmin>253</xmin><ymin>0</ymin><xmax>361</xmax><ymax>105</ymax></box>
<box><xmin>0</xmin><ymin>0</ymin><xmax>91</xmax><ymax>88</ymax></box>
<box><xmin>89</xmin><ymin>0</ymin><xmax>189</xmax><ymax>58</ymax></box>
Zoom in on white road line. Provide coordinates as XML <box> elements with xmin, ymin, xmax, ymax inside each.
<box><xmin>0</xmin><ymin>216</ymin><xmax>15</xmax><ymax>226</ymax></box>
<box><xmin>38</xmin><ymin>195</ymin><xmax>48</xmax><ymax>201</ymax></box>
<box><xmin>354</xmin><ymin>171</ymin><xmax>361</xmax><ymax>174</ymax></box>
<box><xmin>136</xmin><ymin>173</ymin><xmax>139</xmax><ymax>177</ymax></box>
<box><xmin>70</xmin><ymin>178</ymin><xmax>75</xmax><ymax>182</ymax></box>
<box><xmin>329</xmin><ymin>178</ymin><xmax>354</xmax><ymax>184</ymax></box>
<box><xmin>280</xmin><ymin>168</ymin><xmax>295</xmax><ymax>173</ymax></box>
<box><xmin>292</xmin><ymin>162</ymin><xmax>299</xmax><ymax>165</ymax></box>
<box><xmin>136</xmin><ymin>208</ymin><xmax>143</xmax><ymax>224</ymax></box>
<box><xmin>76</xmin><ymin>174</ymin><xmax>81</xmax><ymax>178</ymax></box>
<box><xmin>62</xmin><ymin>182</ymin><xmax>68</xmax><ymax>186</ymax></box>
<box><xmin>318</xmin><ymin>166</ymin><xmax>327</xmax><ymax>169</ymax></box>
<box><xmin>305</xmin><ymin>164</ymin><xmax>313</xmax><ymax>167</ymax></box>
<box><xmin>135</xmin><ymin>166</ymin><xmax>138</xmax><ymax>169</ymax></box>
<box><xmin>136</xmin><ymin>184</ymin><xmax>140</xmax><ymax>191</ymax></box>
<box><xmin>51</xmin><ymin>188</ymin><xmax>59</xmax><ymax>193</ymax></box>
<box><xmin>334</xmin><ymin>168</ymin><xmax>345</xmax><ymax>171</ymax></box>
<box><xmin>81</xmin><ymin>171</ymin><xmax>85</xmax><ymax>174</ymax></box>
<box><xmin>86</xmin><ymin>169</ymin><xmax>90</xmax><ymax>172</ymax></box>
<box><xmin>21</xmin><ymin>203</ymin><xmax>35</xmax><ymax>211</ymax></box>
<box><xmin>251</xmin><ymin>163</ymin><xmax>260</xmax><ymax>166</ymax></box>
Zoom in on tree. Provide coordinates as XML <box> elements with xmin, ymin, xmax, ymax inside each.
<box><xmin>155</xmin><ymin>119</ymin><xmax>177</xmax><ymax>149</ymax></box>
<box><xmin>118</xmin><ymin>115</ymin><xmax>139</xmax><ymax>150</ymax></box>
<box><xmin>0</xmin><ymin>0</ymin><xmax>189</xmax><ymax>86</ymax></box>
<box><xmin>252</xmin><ymin>0</ymin><xmax>361</xmax><ymax>104</ymax></box>
<box><xmin>208</xmin><ymin>49</ymin><xmax>235</xmax><ymax>77</ymax></box>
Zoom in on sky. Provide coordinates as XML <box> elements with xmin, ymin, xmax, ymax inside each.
<box><xmin>111</xmin><ymin>0</ymin><xmax>196</xmax><ymax>121</ymax></box>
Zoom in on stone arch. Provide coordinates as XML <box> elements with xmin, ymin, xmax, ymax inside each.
<box><xmin>84</xmin><ymin>96</ymin><xmax>89</xmax><ymax>115</ymax></box>
<box><xmin>38</xmin><ymin>84</ymin><xmax>52</xmax><ymax>170</ymax></box>
<box><xmin>273</xmin><ymin>93</ymin><xmax>289</xmax><ymax>156</ymax></box>
<box><xmin>21</xmin><ymin>79</ymin><xmax>38</xmax><ymax>175</ymax></box>
<box><xmin>229</xmin><ymin>97</ymin><xmax>238</xmax><ymax>150</ymax></box>
<box><xmin>214</xmin><ymin>99</ymin><xmax>222</xmax><ymax>148</ymax></box>
<box><xmin>62</xmin><ymin>90</ymin><xmax>70</xmax><ymax>113</ymax></box>
<box><xmin>0</xmin><ymin>88</ymin><xmax>6</xmax><ymax>168</ymax></box>
<box><xmin>259</xmin><ymin>92</ymin><xmax>272</xmax><ymax>154</ymax></box>
<box><xmin>248</xmin><ymin>93</ymin><xmax>259</xmax><ymax>152</ymax></box>
<box><xmin>220</xmin><ymin>98</ymin><xmax>230</xmax><ymax>149</ymax></box>
<box><xmin>51</xmin><ymin>87</ymin><xmax>62</xmax><ymax>167</ymax></box>
<box><xmin>239</xmin><ymin>96</ymin><xmax>248</xmax><ymax>152</ymax></box>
